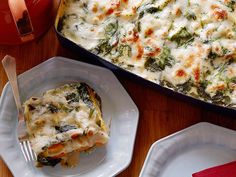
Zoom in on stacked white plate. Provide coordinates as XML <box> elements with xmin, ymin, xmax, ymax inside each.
<box><xmin>139</xmin><ymin>122</ymin><xmax>236</xmax><ymax>177</ymax></box>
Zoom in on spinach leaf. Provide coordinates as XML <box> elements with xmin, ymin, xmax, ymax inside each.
<box><xmin>104</xmin><ymin>20</ymin><xmax>118</xmax><ymax>37</ymax></box>
<box><xmin>138</xmin><ymin>11</ymin><xmax>144</xmax><ymax>19</ymax></box>
<box><xmin>208</xmin><ymin>50</ymin><xmax>219</xmax><ymax>60</ymax></box>
<box><xmin>93</xmin><ymin>39</ymin><xmax>113</xmax><ymax>55</ymax></box>
<box><xmin>170</xmin><ymin>27</ymin><xmax>194</xmax><ymax>47</ymax></box>
<box><xmin>47</xmin><ymin>104</ymin><xmax>59</xmax><ymax>113</ymax></box>
<box><xmin>66</xmin><ymin>93</ymin><xmax>80</xmax><ymax>103</ymax></box>
<box><xmin>76</xmin><ymin>83</ymin><xmax>93</xmax><ymax>108</ymax></box>
<box><xmin>146</xmin><ymin>7</ymin><xmax>160</xmax><ymax>14</ymax></box>
<box><xmin>118</xmin><ymin>45</ymin><xmax>132</xmax><ymax>57</ymax></box>
<box><xmin>55</xmin><ymin>125</ymin><xmax>77</xmax><ymax>133</ymax></box>
<box><xmin>185</xmin><ymin>11</ymin><xmax>197</xmax><ymax>20</ymax></box>
<box><xmin>92</xmin><ymin>20</ymin><xmax>118</xmax><ymax>55</ymax></box>
<box><xmin>159</xmin><ymin>79</ymin><xmax>175</xmax><ymax>89</ymax></box>
<box><xmin>207</xmin><ymin>46</ymin><xmax>230</xmax><ymax>67</ymax></box>
<box><xmin>197</xmin><ymin>81</ymin><xmax>211</xmax><ymax>100</ymax></box>
<box><xmin>37</xmin><ymin>155</ymin><xmax>61</xmax><ymax>166</ymax></box>
<box><xmin>145</xmin><ymin>58</ymin><xmax>162</xmax><ymax>72</ymax></box>
<box><xmin>175</xmin><ymin>80</ymin><xmax>193</xmax><ymax>94</ymax></box>
<box><xmin>96</xmin><ymin>119</ymin><xmax>102</xmax><ymax>127</ymax></box>
<box><xmin>211</xmin><ymin>91</ymin><xmax>231</xmax><ymax>105</ymax></box>
<box><xmin>227</xmin><ymin>0</ymin><xmax>236</xmax><ymax>12</ymax></box>
<box><xmin>160</xmin><ymin>79</ymin><xmax>193</xmax><ymax>94</ymax></box>
<box><xmin>136</xmin><ymin>21</ymin><xmax>141</xmax><ymax>32</ymax></box>
<box><xmin>145</xmin><ymin>46</ymin><xmax>174</xmax><ymax>72</ymax></box>
<box><xmin>231</xmin><ymin>77</ymin><xmax>236</xmax><ymax>84</ymax></box>
<box><xmin>65</xmin><ymin>93</ymin><xmax>76</xmax><ymax>100</ymax></box>
<box><xmin>138</xmin><ymin>2</ymin><xmax>166</xmax><ymax>19</ymax></box>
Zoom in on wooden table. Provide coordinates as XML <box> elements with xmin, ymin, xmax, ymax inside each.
<box><xmin>0</xmin><ymin>26</ymin><xmax>236</xmax><ymax>177</ymax></box>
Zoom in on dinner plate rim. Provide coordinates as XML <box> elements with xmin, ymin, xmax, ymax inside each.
<box><xmin>139</xmin><ymin>122</ymin><xmax>236</xmax><ymax>177</ymax></box>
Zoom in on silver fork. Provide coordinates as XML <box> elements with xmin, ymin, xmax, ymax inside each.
<box><xmin>2</xmin><ymin>55</ymin><xmax>37</xmax><ymax>162</ymax></box>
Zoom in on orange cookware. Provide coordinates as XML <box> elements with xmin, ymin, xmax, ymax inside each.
<box><xmin>0</xmin><ymin>0</ymin><xmax>54</xmax><ymax>45</ymax></box>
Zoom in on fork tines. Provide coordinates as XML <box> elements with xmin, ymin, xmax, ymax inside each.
<box><xmin>20</xmin><ymin>141</ymin><xmax>37</xmax><ymax>162</ymax></box>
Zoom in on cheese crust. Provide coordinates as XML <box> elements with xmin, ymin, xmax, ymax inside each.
<box><xmin>59</xmin><ymin>0</ymin><xmax>236</xmax><ymax>108</ymax></box>
<box><xmin>23</xmin><ymin>83</ymin><xmax>109</xmax><ymax>167</ymax></box>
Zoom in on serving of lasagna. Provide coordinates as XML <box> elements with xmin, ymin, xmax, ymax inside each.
<box><xmin>58</xmin><ymin>0</ymin><xmax>236</xmax><ymax>108</ymax></box>
<box><xmin>23</xmin><ymin>83</ymin><xmax>109</xmax><ymax>167</ymax></box>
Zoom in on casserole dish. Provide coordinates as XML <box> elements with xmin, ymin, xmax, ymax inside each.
<box><xmin>54</xmin><ymin>0</ymin><xmax>236</xmax><ymax>114</ymax></box>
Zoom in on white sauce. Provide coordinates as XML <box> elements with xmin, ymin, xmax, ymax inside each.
<box><xmin>61</xmin><ymin>0</ymin><xmax>236</xmax><ymax>107</ymax></box>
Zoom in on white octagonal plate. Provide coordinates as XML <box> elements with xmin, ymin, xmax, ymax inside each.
<box><xmin>0</xmin><ymin>57</ymin><xmax>139</xmax><ymax>177</ymax></box>
<box><xmin>139</xmin><ymin>122</ymin><xmax>236</xmax><ymax>177</ymax></box>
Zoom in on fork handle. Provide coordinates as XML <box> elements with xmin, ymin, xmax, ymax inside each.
<box><xmin>2</xmin><ymin>55</ymin><xmax>23</xmax><ymax>117</ymax></box>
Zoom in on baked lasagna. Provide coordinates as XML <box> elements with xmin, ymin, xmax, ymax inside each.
<box><xmin>58</xmin><ymin>0</ymin><xmax>236</xmax><ymax>108</ymax></box>
<box><xmin>23</xmin><ymin>83</ymin><xmax>109</xmax><ymax>167</ymax></box>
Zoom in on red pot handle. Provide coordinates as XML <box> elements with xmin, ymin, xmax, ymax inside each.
<box><xmin>8</xmin><ymin>0</ymin><xmax>34</xmax><ymax>42</ymax></box>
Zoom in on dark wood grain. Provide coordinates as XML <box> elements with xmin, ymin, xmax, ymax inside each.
<box><xmin>0</xmin><ymin>25</ymin><xmax>235</xmax><ymax>177</ymax></box>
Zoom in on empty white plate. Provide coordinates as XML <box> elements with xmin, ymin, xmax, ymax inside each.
<box><xmin>139</xmin><ymin>122</ymin><xmax>236</xmax><ymax>177</ymax></box>
<box><xmin>0</xmin><ymin>57</ymin><xmax>139</xmax><ymax>177</ymax></box>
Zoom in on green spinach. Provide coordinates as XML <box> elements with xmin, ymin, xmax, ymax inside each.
<box><xmin>145</xmin><ymin>46</ymin><xmax>174</xmax><ymax>72</ymax></box>
<box><xmin>170</xmin><ymin>27</ymin><xmax>194</xmax><ymax>47</ymax></box>
<box><xmin>118</xmin><ymin>45</ymin><xmax>132</xmax><ymax>57</ymax></box>
<box><xmin>104</xmin><ymin>20</ymin><xmax>118</xmax><ymax>37</ymax></box>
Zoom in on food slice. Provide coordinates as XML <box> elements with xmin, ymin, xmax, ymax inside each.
<box><xmin>23</xmin><ymin>83</ymin><xmax>109</xmax><ymax>167</ymax></box>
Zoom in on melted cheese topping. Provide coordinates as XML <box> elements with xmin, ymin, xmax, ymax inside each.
<box><xmin>23</xmin><ymin>83</ymin><xmax>109</xmax><ymax>166</ymax></box>
<box><xmin>59</xmin><ymin>0</ymin><xmax>236</xmax><ymax>108</ymax></box>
